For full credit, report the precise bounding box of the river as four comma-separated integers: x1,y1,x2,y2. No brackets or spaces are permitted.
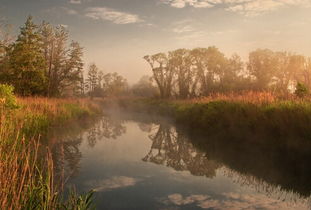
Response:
50,110,311,210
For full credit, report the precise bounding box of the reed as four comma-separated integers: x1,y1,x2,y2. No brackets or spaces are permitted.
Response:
118,92,311,145
0,97,101,209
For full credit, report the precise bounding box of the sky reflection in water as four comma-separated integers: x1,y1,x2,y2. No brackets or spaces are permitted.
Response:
52,113,311,209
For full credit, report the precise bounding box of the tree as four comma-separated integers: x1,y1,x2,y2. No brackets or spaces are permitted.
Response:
190,47,227,95
144,53,174,98
0,22,13,84
64,41,84,96
131,75,158,97
40,23,84,96
86,63,98,93
102,72,128,97
248,49,278,91
169,49,193,98
9,16,47,96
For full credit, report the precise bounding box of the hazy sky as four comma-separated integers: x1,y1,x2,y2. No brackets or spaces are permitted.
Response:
1,0,311,83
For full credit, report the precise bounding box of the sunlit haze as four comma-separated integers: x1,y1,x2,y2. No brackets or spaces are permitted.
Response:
2,0,311,83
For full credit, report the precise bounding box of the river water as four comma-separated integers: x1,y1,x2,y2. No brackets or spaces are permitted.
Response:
51,111,311,210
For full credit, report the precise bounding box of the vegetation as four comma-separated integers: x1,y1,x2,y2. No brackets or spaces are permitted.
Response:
295,82,309,98
118,92,311,144
144,47,311,98
0,87,101,209
0,16,84,97
86,63,129,98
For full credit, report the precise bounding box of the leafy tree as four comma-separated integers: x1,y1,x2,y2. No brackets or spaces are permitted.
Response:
102,72,128,97
65,41,84,96
168,49,193,98
248,49,278,91
40,23,84,96
9,16,47,96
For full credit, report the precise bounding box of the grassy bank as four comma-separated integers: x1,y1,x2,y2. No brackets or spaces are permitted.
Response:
0,97,101,209
117,92,311,146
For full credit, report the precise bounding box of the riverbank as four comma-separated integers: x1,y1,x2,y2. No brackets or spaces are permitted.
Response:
0,96,102,209
117,92,311,147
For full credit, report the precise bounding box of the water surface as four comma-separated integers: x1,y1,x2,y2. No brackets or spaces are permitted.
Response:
51,111,311,209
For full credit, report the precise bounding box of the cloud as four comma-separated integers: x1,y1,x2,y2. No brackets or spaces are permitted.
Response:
161,0,214,8
43,7,78,16
163,192,310,209
85,176,140,192
161,0,311,16
85,7,143,24
69,0,81,4
173,25,195,33
60,24,69,28
63,7,78,15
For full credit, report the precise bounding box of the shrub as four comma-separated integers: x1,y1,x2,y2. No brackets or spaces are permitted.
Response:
0,84,19,109
295,82,309,98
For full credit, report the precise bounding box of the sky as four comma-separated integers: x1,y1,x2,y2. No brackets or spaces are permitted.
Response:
1,0,311,83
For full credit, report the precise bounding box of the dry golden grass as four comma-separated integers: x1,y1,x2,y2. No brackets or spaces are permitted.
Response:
0,97,102,209
17,97,101,118
171,91,310,105
0,120,56,209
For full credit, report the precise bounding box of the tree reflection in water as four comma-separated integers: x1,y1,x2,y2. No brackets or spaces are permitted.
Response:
51,115,126,188
136,117,311,203
50,113,311,206
142,123,221,178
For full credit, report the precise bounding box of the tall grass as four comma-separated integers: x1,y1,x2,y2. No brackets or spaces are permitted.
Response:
0,97,100,209
117,92,311,145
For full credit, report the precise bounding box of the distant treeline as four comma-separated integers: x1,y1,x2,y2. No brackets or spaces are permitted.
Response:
144,47,311,98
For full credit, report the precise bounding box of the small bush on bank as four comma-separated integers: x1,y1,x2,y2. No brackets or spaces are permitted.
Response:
0,84,19,109
295,83,309,98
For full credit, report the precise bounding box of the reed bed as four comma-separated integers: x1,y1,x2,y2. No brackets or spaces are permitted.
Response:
173,91,311,105
118,92,311,145
0,97,100,209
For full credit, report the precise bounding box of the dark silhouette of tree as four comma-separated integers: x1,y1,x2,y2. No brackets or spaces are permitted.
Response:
144,53,174,98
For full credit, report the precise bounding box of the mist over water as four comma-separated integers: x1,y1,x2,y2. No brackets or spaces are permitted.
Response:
51,110,311,210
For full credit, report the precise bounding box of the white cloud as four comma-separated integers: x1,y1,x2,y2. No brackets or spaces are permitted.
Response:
63,7,78,15
173,25,195,33
161,0,311,16
162,0,214,8
69,0,81,4
85,7,143,24
44,7,78,16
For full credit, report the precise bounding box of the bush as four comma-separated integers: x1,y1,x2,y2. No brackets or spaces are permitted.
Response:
295,82,309,98
0,84,19,109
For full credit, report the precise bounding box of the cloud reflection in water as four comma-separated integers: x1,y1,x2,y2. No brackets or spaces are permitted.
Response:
85,176,140,192
164,192,310,209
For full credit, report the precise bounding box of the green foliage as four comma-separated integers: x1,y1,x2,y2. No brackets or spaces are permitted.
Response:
0,84,18,109
63,190,95,210
0,16,85,97
295,82,309,98
9,16,47,96
121,98,311,140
